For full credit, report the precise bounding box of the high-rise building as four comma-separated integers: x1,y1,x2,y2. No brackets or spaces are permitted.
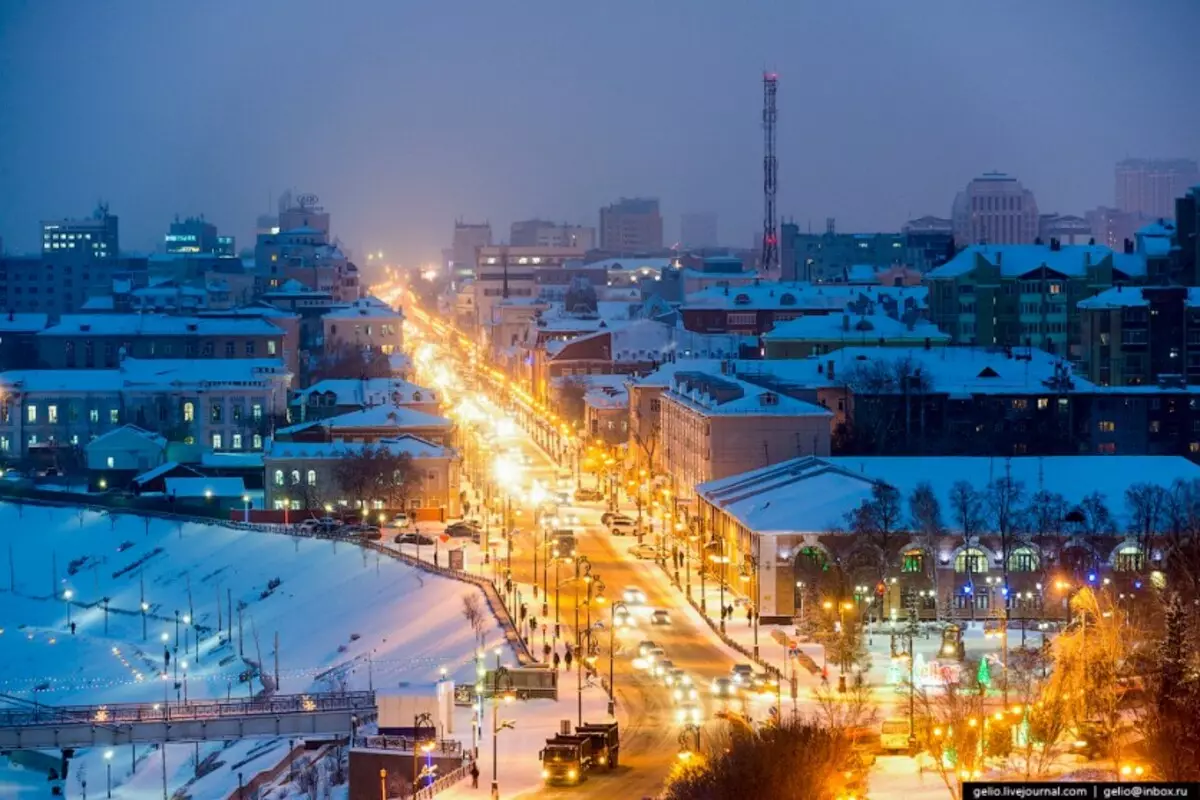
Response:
450,221,492,278
164,215,218,254
599,198,663,252
278,193,330,235
215,235,236,256
681,212,718,249
42,204,119,260
951,172,1040,246
1115,158,1200,219
510,220,595,250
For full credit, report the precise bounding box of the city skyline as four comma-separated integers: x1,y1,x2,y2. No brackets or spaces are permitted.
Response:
1,1,1197,263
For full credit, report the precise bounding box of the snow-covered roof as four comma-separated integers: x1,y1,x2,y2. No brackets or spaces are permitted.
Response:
697,455,1200,536
275,404,451,436
682,282,928,312
665,371,832,417
164,477,246,498
291,378,436,408
200,452,264,469
763,313,949,342
80,296,116,311
585,384,629,410
926,244,1133,280
323,297,402,320
118,358,291,389
1077,285,1200,310
585,257,675,272
547,318,749,364
0,313,48,332
40,314,284,337
132,461,195,486
86,424,167,449
1137,220,1176,238
264,279,328,296
0,369,125,393
264,434,450,460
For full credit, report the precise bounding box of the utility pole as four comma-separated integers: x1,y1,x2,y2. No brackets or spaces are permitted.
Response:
761,72,779,276
274,631,280,690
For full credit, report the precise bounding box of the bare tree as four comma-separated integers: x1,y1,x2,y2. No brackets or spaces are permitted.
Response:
461,594,488,646
844,482,905,587
1079,491,1115,536
986,468,1026,595
1125,483,1169,570
949,480,984,618
913,677,987,800
1162,479,1200,598
908,481,944,614
1137,594,1200,780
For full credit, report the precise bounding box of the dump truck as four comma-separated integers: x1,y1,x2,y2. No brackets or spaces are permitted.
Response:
576,721,620,768
540,734,594,785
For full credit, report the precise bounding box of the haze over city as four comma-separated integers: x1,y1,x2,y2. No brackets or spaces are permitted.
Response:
2,0,1197,260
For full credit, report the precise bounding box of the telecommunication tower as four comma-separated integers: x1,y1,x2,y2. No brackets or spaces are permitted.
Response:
761,72,779,276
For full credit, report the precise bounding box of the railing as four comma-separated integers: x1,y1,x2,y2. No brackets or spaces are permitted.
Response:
362,735,462,756
0,691,375,729
413,762,471,800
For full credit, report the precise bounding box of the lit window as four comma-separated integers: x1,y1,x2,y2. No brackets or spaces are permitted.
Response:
232,434,242,450
211,433,222,449
252,404,263,421
1114,545,1144,573
109,409,119,424
47,405,58,424
26,405,36,423
307,470,317,486
901,550,924,573
106,456,115,469
0,437,8,452
290,470,300,485
89,408,99,423
274,470,284,486
183,402,195,422
1007,547,1039,573
1099,420,1115,432
954,548,988,574
252,434,263,449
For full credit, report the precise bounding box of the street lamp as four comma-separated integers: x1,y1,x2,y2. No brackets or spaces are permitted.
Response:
489,650,516,798
104,749,113,798
573,556,593,651
63,589,74,630
608,601,628,716
242,494,251,523
413,711,435,795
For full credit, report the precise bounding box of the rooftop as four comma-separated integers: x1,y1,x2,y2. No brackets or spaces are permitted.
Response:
1077,285,1200,310
926,244,1138,280
275,404,452,436
762,312,949,343
40,314,284,338
86,424,168,449
291,378,437,408
665,370,832,417
264,434,450,460
0,358,291,394
681,282,928,312
163,477,246,498
697,455,1200,536
323,297,403,320
0,313,48,332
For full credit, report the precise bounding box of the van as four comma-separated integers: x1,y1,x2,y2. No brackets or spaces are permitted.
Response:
879,718,913,752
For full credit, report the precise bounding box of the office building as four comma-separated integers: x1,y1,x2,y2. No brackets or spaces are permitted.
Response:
1116,158,1200,219
164,216,218,254
449,221,492,278
216,235,235,256
471,246,583,346
681,212,719,249
42,204,119,259
951,172,1040,245
510,220,595,250
599,198,663,252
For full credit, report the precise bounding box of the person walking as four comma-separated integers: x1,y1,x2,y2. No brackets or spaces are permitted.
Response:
543,642,551,663
564,646,573,671
746,607,753,627
470,760,479,788
552,651,561,671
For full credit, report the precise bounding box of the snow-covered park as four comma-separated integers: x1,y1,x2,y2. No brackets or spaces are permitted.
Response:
0,501,511,799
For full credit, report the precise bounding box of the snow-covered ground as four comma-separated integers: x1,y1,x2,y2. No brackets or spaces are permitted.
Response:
0,501,514,799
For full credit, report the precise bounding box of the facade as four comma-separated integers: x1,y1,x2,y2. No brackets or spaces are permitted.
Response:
783,221,907,283
762,312,948,358
263,435,461,519
42,205,119,260
0,253,149,318
694,455,1200,622
681,212,719,249
322,297,403,355
471,246,584,342
599,198,663,252
1078,285,1200,386
951,173,1040,246
924,243,1149,356
449,221,492,279
37,315,285,369
0,358,291,459
1116,158,1200,219
510,220,596,250
274,404,454,447
164,216,219,255
84,425,167,471
0,313,49,370
1038,214,1092,245
658,369,832,503
290,378,440,422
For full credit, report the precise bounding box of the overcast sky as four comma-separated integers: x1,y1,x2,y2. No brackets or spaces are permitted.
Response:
1,0,1197,263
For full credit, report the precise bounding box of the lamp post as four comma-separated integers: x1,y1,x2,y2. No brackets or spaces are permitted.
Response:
573,556,592,651
242,494,251,523
489,649,515,799
63,589,74,629
412,711,434,797
608,601,628,716
105,749,113,798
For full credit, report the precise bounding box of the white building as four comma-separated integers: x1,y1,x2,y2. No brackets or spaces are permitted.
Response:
84,425,168,472
952,172,1040,246
322,297,404,354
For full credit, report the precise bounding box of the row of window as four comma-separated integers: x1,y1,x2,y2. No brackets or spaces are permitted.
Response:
272,468,439,486
64,339,278,362
14,401,265,426
899,545,1145,575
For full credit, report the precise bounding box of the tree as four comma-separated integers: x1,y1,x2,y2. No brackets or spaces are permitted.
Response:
661,719,861,800
841,356,933,454
313,343,390,383
913,676,987,800
556,376,589,426
1004,644,1069,780
844,482,905,587
986,469,1026,603
909,482,944,613
1160,479,1200,598
1026,489,1069,583
461,594,488,646
1138,594,1200,780
1079,491,1115,536
1125,483,1168,570
332,445,420,514
949,481,984,618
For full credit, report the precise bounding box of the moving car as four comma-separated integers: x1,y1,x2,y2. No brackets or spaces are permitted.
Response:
664,669,690,688
609,516,637,535
600,511,617,526
650,609,671,626
672,684,699,703
574,488,603,502
391,512,411,528
394,532,435,545
674,703,703,725
637,641,659,658
653,658,675,679
446,521,481,538
629,544,659,560
879,718,914,753
710,677,737,698
622,586,647,605
613,608,637,629
730,664,755,686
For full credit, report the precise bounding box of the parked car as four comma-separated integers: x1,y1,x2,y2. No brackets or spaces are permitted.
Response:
574,488,603,502
629,544,659,560
390,512,411,528
622,586,647,604
354,526,382,540
394,532,436,546
446,521,481,538
600,511,617,526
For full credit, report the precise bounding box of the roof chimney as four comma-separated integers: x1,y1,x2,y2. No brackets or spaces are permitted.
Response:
1123,238,1134,255
827,359,835,381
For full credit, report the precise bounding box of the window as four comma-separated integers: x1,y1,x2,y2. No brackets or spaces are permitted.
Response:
307,470,317,486
47,405,58,424
901,550,925,574
106,456,115,469
1150,420,1161,433
1098,420,1115,432
1114,545,1144,573
0,437,8,452
252,403,263,421
211,402,222,423
274,470,284,486
89,408,99,424
1008,547,1039,573
954,548,987,574
109,409,119,424
268,340,277,356
202,342,214,357
26,405,36,423
1099,442,1117,454
252,434,263,449
232,433,242,449
245,341,256,356
211,433,222,449
232,403,243,422
225,342,235,357
183,402,195,422
290,470,300,485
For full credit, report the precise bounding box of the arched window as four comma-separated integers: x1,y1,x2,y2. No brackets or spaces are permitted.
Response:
954,548,988,574
413,391,422,402
1008,546,1039,573
183,401,195,422
306,470,317,486
290,470,300,485
900,549,925,573
273,470,284,486
1114,545,1144,573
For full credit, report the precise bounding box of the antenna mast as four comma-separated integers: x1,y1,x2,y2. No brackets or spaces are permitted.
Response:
761,72,779,276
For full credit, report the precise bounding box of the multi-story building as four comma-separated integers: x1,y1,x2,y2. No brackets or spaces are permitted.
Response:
681,212,719,249
658,369,832,503
924,242,1150,356
1078,285,1200,386
263,435,461,519
782,219,907,283
695,454,1200,623
1085,206,1145,251
449,221,492,279
164,216,219,254
1038,213,1092,245
322,297,403,355
1116,158,1200,219
510,220,596,250
0,313,49,371
42,205,119,260
471,246,584,344
215,235,236,256
599,198,663,252
0,357,291,458
274,404,453,447
36,314,286,369
290,377,440,422
951,172,1040,246
902,216,956,272
762,312,948,358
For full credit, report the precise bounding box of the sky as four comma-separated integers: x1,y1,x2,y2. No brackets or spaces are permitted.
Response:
1,0,1197,264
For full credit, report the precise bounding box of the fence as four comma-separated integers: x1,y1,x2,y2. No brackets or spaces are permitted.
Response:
412,762,470,800
362,735,462,757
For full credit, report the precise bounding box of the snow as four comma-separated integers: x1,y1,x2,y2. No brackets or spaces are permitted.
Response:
292,377,437,408
163,476,246,498
683,282,928,312
0,502,514,799
265,434,451,460
1077,285,1200,310
763,312,949,342
40,314,283,337
274,404,453,436
323,297,403,320
666,371,832,416
927,244,1134,280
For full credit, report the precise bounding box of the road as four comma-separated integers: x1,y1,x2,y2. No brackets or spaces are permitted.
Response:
400,294,768,800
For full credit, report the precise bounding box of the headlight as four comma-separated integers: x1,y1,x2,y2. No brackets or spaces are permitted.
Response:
541,769,549,779
691,708,701,722
568,769,578,780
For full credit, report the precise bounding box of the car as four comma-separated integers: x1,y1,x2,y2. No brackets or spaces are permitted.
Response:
730,664,755,686
609,516,637,535
600,511,617,526
622,586,647,605
710,677,737,698
560,512,580,526
574,488,603,502
354,525,382,540
319,516,343,529
298,518,322,531
674,703,703,725
650,609,671,626
672,684,699,703
664,668,689,687
553,491,571,505
646,646,666,665
394,532,436,546
613,608,637,629
653,658,675,679
446,521,481,538
629,544,659,560
637,640,659,658
390,512,411,528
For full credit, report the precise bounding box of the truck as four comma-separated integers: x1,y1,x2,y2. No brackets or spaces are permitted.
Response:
540,734,594,785
553,529,577,558
576,721,620,768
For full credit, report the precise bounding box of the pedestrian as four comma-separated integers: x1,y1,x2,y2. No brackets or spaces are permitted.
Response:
434,550,440,568
543,642,551,662
470,760,479,788
564,647,573,670
727,604,734,620
552,652,561,671
747,607,753,626
520,603,527,623
70,621,76,636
